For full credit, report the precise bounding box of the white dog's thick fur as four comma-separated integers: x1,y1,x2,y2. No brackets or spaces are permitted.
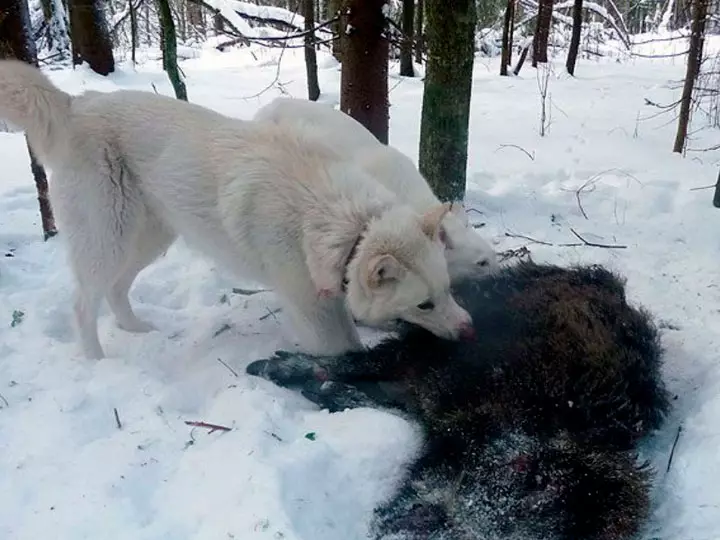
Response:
253,97,499,282
0,60,474,359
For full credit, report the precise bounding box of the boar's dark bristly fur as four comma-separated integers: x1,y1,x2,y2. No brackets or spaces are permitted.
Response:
247,261,670,540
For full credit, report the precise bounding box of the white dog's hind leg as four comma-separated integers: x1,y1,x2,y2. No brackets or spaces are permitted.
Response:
74,289,104,359
107,209,176,333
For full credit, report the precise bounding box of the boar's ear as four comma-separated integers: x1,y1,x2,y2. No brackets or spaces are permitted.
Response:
420,202,451,240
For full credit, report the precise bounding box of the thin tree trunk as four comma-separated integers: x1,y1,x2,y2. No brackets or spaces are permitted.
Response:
532,0,553,66
500,0,515,75
400,0,415,76
673,0,708,153
157,0,188,101
340,0,389,144
303,0,320,100
415,0,423,63
129,0,138,65
566,0,583,75
0,0,59,239
419,0,476,202
513,42,530,75
67,0,115,75
713,169,720,208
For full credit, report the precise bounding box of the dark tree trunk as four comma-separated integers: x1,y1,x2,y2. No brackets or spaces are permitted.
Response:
157,0,188,101
400,0,415,76
418,0,476,202
415,0,423,63
328,0,343,61
303,0,320,100
40,0,71,60
500,0,515,75
673,0,708,153
532,0,553,67
340,0,389,144
0,0,59,240
713,169,720,208
67,0,114,75
129,0,138,65
513,42,530,75
566,0,583,75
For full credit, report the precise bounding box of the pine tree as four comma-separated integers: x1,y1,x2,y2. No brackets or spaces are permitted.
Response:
67,0,114,75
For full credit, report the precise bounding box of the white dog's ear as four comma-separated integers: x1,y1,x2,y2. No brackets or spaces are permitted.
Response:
420,202,451,240
449,200,469,227
303,227,350,298
438,225,454,249
366,254,404,289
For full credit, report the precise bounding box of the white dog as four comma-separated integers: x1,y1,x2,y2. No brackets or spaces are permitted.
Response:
0,60,474,359
253,97,499,282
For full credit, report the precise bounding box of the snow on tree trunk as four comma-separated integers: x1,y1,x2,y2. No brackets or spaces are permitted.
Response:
67,0,114,75
129,0,138,65
673,0,708,154
340,0,389,144
500,0,515,76
419,0,476,202
0,0,58,240
40,0,71,60
532,0,553,67
399,0,415,77
566,0,583,75
303,0,320,100
157,0,188,101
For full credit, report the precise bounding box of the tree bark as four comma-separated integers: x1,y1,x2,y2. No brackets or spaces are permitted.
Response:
399,0,415,76
414,0,423,63
419,0,476,202
328,0,343,61
40,0,71,60
0,0,58,240
157,0,188,101
340,0,389,144
303,0,320,100
673,0,708,153
566,0,583,75
129,0,138,65
67,0,114,75
532,0,553,67
713,168,720,208
500,0,515,75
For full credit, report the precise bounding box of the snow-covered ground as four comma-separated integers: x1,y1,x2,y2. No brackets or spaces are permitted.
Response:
1,40,719,539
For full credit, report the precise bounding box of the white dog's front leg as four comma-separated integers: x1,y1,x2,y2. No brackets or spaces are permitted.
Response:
283,295,364,356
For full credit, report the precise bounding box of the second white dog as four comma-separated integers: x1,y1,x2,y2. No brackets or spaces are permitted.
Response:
0,60,475,359
253,97,499,282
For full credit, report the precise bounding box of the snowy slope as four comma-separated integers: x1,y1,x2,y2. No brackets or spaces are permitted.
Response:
1,43,719,539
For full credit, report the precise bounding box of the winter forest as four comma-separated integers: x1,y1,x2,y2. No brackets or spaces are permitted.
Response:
1,0,720,539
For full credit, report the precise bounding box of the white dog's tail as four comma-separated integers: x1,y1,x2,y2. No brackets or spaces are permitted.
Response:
0,60,72,161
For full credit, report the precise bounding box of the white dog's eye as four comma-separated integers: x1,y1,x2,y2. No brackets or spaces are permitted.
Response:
477,259,490,267
417,300,435,311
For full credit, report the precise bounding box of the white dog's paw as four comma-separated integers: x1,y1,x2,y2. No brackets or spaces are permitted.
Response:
117,317,157,333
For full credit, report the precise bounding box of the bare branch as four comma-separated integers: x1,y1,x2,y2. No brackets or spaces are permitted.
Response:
185,420,233,433
569,228,627,249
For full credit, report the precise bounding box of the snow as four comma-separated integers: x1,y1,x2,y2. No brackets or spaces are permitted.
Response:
1,39,720,539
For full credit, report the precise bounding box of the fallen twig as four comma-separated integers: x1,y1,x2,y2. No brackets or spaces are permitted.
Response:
185,420,232,433
213,323,233,338
505,231,554,246
114,407,122,429
569,228,627,249
496,144,535,161
689,184,717,191
0,393,8,408
217,357,239,378
666,424,683,473
260,307,282,321
232,287,267,296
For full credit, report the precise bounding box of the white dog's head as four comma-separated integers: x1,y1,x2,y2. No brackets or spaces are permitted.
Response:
345,203,475,341
440,203,499,282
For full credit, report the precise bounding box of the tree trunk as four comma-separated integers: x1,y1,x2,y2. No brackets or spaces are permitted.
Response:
419,0,476,202
513,42,530,75
566,0,583,75
129,0,138,65
0,0,59,240
40,0,71,60
67,0,114,75
500,0,515,75
340,0,389,144
532,0,553,66
303,0,320,100
399,0,415,76
673,0,708,153
157,0,188,101
328,0,342,61
713,169,720,208
415,0,423,63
